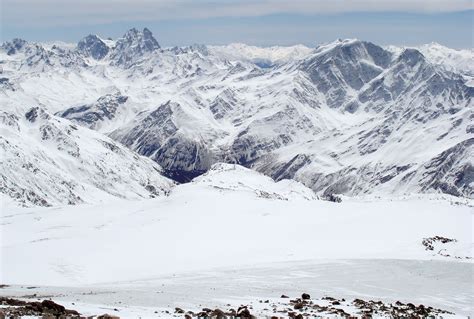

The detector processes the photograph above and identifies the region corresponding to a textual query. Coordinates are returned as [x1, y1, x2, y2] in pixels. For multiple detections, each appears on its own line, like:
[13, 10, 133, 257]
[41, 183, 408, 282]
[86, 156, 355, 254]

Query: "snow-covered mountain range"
[1, 28, 473, 206]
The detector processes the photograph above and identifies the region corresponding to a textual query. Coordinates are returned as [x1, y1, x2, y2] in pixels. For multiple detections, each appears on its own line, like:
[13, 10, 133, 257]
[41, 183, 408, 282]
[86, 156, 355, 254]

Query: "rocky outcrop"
[77, 34, 110, 60]
[57, 93, 128, 129]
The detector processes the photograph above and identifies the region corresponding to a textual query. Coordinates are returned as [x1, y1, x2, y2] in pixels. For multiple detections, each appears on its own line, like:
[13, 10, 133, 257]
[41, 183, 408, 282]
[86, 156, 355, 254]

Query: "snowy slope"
[417, 43, 474, 77]
[191, 163, 317, 200]
[1, 29, 473, 201]
[1, 165, 472, 316]
[2, 165, 472, 284]
[208, 43, 312, 66]
[0, 106, 174, 206]
[387, 42, 474, 77]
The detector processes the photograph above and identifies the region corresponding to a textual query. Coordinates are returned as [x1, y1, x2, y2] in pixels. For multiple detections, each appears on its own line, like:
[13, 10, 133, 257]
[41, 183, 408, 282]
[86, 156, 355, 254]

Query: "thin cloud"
[2, 0, 473, 27]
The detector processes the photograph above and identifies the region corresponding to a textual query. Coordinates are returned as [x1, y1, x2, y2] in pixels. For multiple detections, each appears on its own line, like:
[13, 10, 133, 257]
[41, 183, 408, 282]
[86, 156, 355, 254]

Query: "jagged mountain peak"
[119, 27, 160, 50]
[168, 43, 209, 56]
[1, 38, 28, 55]
[315, 39, 392, 67]
[109, 27, 160, 67]
[396, 48, 426, 66]
[300, 38, 393, 108]
[0, 38, 88, 70]
[76, 34, 109, 60]
[313, 38, 361, 54]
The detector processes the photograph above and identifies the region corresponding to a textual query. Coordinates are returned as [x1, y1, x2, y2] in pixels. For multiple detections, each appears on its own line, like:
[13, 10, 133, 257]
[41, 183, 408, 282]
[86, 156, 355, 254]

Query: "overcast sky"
[1, 0, 473, 48]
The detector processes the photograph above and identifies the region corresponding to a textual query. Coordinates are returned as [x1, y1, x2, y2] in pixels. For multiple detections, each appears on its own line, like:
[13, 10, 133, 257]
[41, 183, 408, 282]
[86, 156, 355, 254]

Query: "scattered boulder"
[0, 297, 80, 317]
[237, 305, 254, 318]
[41, 299, 66, 313]
[210, 308, 226, 318]
[422, 236, 456, 251]
[324, 193, 342, 203]
[293, 302, 304, 310]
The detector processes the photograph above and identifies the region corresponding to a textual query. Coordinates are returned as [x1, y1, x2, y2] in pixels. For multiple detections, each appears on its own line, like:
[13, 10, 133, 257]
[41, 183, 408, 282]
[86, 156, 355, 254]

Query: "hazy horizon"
[1, 0, 472, 49]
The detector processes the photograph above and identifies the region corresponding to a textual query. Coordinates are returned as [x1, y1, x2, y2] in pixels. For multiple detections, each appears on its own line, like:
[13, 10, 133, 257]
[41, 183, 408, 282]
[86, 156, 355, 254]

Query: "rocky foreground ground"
[0, 293, 456, 318]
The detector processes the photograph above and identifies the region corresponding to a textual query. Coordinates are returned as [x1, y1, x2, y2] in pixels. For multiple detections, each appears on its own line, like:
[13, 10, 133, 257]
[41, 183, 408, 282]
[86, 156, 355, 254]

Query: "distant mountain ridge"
[1, 28, 472, 204]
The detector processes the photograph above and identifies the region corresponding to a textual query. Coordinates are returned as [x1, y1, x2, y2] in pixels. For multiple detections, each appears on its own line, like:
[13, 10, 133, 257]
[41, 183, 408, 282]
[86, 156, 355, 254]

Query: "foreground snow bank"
[1, 165, 472, 317]
[1, 180, 471, 286]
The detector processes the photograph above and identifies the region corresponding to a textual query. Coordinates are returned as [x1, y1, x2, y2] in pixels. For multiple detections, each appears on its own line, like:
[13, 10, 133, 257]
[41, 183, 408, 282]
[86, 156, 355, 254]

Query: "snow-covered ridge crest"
[208, 43, 313, 66]
[385, 42, 474, 78]
[192, 163, 318, 200]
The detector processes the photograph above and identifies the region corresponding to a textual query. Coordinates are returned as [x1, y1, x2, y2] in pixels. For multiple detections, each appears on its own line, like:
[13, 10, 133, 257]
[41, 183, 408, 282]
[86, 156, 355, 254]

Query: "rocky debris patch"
[283, 295, 351, 318]
[422, 236, 456, 250]
[352, 298, 453, 318]
[170, 293, 456, 318]
[422, 236, 472, 260]
[323, 194, 342, 203]
[0, 293, 458, 318]
[299, 295, 448, 318]
[0, 297, 80, 317]
[169, 305, 256, 319]
[255, 190, 288, 201]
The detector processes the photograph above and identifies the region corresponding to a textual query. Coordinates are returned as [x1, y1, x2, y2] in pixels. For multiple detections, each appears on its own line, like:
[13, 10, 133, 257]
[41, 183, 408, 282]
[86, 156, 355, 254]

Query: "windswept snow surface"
[1, 165, 473, 317]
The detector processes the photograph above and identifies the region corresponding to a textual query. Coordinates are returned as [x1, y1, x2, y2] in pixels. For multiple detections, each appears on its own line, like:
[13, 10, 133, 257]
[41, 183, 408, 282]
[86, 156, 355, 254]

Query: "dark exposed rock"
[0, 297, 80, 317]
[25, 107, 50, 123]
[420, 138, 473, 198]
[77, 34, 110, 60]
[237, 306, 254, 318]
[293, 302, 304, 310]
[210, 88, 238, 119]
[1, 38, 28, 55]
[110, 28, 160, 67]
[420, 235, 470, 260]
[324, 193, 342, 203]
[41, 299, 66, 313]
[270, 154, 311, 181]
[422, 235, 456, 251]
[0, 77, 16, 91]
[301, 40, 392, 108]
[57, 93, 128, 129]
